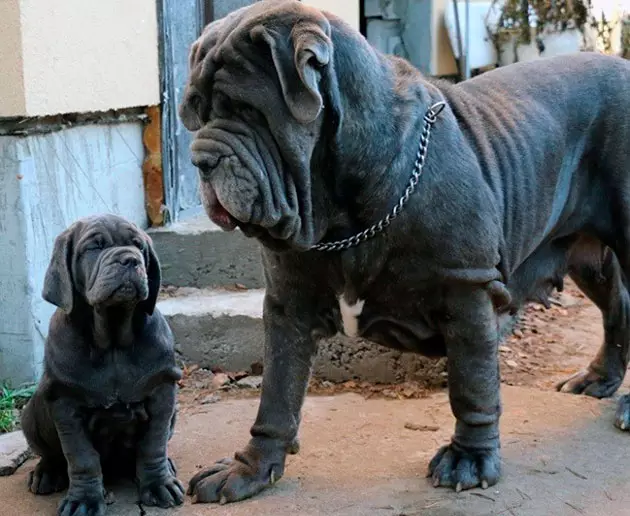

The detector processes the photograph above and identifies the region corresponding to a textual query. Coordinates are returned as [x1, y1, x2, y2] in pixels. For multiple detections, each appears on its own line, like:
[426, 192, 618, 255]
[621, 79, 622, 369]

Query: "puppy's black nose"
[119, 255, 140, 268]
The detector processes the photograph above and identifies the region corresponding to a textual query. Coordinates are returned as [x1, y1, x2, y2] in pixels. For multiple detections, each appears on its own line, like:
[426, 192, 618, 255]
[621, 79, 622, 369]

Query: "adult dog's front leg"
[188, 292, 319, 504]
[136, 383, 184, 508]
[429, 286, 502, 492]
[51, 398, 106, 516]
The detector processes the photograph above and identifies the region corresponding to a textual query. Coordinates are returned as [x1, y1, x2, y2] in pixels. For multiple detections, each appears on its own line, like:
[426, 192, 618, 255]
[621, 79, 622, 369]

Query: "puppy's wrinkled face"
[74, 219, 149, 308]
[43, 214, 161, 315]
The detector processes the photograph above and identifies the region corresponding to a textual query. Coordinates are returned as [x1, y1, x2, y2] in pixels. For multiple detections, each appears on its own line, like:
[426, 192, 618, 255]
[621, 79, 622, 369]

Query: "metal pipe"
[452, 0, 465, 81]
[464, 0, 471, 79]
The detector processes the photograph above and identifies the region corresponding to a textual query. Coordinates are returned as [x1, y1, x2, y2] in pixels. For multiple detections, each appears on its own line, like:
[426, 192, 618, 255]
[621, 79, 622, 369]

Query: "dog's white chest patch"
[338, 295, 365, 337]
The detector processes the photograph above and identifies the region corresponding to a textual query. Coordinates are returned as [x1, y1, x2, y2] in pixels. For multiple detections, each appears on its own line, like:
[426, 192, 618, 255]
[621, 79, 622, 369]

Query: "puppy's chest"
[77, 350, 165, 407]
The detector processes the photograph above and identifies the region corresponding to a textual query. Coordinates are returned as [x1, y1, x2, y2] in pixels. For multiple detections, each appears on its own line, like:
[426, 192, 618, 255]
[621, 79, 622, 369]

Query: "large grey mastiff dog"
[179, 0, 630, 504]
[21, 214, 184, 516]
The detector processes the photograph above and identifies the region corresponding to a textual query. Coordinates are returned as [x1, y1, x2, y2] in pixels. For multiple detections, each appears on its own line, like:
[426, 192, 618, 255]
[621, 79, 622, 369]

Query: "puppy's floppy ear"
[251, 18, 334, 124]
[139, 234, 161, 315]
[42, 226, 75, 313]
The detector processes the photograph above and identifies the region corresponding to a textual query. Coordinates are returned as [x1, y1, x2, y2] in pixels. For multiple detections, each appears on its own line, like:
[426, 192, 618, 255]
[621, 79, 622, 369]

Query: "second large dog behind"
[21, 214, 184, 516]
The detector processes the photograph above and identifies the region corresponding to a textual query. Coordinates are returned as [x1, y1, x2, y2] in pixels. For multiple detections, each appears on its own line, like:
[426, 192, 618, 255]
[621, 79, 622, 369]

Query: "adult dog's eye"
[213, 92, 231, 117]
[233, 100, 259, 122]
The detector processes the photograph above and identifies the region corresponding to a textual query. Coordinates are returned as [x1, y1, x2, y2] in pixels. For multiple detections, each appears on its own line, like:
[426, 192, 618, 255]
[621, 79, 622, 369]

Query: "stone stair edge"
[157, 286, 264, 318]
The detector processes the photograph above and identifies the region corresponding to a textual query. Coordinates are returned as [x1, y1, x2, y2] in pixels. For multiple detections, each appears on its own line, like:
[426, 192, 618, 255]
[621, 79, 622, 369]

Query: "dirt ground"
[3, 279, 630, 516]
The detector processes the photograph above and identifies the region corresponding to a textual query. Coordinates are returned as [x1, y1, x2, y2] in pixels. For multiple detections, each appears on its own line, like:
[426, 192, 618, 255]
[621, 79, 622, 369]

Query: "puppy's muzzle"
[87, 247, 149, 307]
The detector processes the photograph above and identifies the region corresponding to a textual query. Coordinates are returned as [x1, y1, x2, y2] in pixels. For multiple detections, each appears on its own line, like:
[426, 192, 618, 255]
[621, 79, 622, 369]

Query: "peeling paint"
[142, 105, 165, 227]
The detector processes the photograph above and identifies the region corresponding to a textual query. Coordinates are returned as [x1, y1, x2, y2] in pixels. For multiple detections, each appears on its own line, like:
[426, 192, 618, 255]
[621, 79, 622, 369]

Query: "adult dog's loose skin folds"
[179, 0, 630, 505]
[21, 215, 184, 516]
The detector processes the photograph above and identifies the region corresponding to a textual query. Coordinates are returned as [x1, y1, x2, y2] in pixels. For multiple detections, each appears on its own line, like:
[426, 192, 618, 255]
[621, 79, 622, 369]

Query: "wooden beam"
[142, 105, 165, 227]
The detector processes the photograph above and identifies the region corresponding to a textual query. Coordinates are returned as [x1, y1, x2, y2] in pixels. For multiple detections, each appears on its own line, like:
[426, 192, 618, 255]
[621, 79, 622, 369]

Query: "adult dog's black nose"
[118, 254, 140, 268]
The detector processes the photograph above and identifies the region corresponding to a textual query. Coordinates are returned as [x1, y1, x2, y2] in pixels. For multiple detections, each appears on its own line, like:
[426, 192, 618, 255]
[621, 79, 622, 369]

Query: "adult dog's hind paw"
[557, 369, 623, 399]
[614, 394, 630, 431]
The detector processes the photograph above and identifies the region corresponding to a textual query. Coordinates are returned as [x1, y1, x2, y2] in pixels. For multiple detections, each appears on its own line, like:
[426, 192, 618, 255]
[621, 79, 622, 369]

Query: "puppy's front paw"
[428, 443, 501, 492]
[28, 460, 68, 495]
[58, 491, 106, 516]
[139, 475, 185, 508]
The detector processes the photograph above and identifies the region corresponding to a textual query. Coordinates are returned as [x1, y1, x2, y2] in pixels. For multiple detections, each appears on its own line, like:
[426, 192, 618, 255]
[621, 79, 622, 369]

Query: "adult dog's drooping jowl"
[179, 0, 630, 504]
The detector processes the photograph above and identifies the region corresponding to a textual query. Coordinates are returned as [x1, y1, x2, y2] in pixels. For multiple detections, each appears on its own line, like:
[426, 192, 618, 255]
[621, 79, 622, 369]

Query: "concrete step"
[149, 213, 264, 289]
[157, 287, 447, 384]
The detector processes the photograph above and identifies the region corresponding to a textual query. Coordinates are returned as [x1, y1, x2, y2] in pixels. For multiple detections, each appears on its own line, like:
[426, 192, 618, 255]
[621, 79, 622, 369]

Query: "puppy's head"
[179, 0, 343, 250]
[42, 214, 161, 315]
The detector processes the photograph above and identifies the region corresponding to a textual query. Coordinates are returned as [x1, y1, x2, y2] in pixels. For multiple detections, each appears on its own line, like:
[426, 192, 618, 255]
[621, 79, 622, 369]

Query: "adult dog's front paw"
[138, 474, 185, 508]
[188, 443, 286, 504]
[428, 443, 501, 492]
[58, 490, 106, 516]
[557, 369, 622, 398]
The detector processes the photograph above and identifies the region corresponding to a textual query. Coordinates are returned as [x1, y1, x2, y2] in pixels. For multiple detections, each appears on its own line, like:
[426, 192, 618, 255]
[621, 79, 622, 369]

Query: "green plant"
[0, 384, 36, 433]
[491, 0, 591, 45]
[587, 11, 619, 54]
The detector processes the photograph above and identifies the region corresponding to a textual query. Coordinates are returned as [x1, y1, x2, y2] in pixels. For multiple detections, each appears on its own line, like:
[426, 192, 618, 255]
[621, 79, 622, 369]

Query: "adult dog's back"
[438, 52, 630, 276]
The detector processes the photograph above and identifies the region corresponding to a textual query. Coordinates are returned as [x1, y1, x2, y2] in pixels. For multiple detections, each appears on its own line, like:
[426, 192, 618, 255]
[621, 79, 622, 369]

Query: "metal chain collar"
[310, 100, 447, 252]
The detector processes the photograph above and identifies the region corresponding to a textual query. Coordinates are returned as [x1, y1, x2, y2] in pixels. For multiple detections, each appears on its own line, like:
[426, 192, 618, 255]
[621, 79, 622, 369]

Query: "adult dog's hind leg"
[557, 237, 630, 398]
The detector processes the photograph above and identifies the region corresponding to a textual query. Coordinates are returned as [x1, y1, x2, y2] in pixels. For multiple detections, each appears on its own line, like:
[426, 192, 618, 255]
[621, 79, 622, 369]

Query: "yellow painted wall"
[0, 0, 160, 117]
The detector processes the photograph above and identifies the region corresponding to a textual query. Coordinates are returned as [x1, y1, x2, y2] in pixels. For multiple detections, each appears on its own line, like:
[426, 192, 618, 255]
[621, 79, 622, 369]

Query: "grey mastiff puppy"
[179, 0, 630, 504]
[21, 214, 184, 516]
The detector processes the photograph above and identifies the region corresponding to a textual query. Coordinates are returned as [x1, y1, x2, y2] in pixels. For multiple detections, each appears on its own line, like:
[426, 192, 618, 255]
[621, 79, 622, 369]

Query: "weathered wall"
[0, 0, 160, 117]
[0, 121, 147, 385]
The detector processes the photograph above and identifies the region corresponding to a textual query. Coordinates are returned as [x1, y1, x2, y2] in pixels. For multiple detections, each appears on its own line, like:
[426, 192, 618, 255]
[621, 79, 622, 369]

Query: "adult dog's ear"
[42, 226, 75, 313]
[251, 18, 334, 124]
[139, 234, 161, 315]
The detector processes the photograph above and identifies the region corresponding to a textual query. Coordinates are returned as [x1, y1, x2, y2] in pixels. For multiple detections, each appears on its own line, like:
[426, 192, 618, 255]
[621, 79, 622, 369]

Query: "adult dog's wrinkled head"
[42, 214, 161, 315]
[179, 0, 344, 250]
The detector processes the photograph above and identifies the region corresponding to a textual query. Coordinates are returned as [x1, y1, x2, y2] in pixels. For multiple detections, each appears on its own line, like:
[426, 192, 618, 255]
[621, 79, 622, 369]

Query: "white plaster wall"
[0, 0, 160, 117]
[0, 122, 147, 385]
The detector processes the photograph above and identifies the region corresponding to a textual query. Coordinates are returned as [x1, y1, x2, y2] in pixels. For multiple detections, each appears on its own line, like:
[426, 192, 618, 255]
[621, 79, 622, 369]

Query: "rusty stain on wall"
[142, 105, 165, 226]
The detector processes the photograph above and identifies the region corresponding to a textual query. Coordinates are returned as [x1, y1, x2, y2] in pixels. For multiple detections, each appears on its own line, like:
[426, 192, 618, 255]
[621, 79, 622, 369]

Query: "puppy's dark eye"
[132, 238, 144, 250]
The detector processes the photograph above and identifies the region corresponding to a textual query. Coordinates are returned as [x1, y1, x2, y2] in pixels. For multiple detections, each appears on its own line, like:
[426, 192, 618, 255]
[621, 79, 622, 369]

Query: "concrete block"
[158, 288, 265, 373]
[0, 431, 31, 476]
[158, 288, 446, 384]
[149, 214, 264, 289]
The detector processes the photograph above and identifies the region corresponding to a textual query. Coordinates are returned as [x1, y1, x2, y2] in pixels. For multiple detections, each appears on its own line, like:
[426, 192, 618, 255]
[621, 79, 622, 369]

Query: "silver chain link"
[311, 100, 447, 252]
